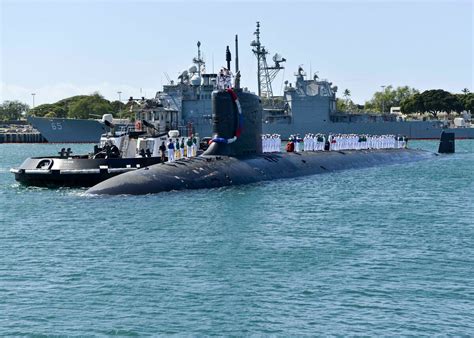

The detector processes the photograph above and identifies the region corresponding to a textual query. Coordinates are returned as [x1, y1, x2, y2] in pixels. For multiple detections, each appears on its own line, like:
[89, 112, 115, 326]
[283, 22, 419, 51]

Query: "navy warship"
[28, 22, 473, 142]
[86, 44, 448, 196]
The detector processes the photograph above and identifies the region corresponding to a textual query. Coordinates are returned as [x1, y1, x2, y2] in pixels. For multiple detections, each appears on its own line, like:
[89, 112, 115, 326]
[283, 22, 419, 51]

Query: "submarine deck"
[86, 148, 435, 195]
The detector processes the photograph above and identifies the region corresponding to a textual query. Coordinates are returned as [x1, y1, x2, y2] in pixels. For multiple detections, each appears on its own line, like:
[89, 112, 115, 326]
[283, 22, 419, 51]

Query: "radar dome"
[190, 74, 201, 86]
[168, 130, 180, 138]
[273, 53, 283, 62]
[101, 114, 113, 123]
[178, 70, 188, 79]
[188, 65, 198, 74]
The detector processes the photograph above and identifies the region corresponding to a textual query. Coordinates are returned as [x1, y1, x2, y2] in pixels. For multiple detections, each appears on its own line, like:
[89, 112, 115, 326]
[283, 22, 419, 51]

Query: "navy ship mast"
[193, 41, 205, 77]
[251, 21, 286, 98]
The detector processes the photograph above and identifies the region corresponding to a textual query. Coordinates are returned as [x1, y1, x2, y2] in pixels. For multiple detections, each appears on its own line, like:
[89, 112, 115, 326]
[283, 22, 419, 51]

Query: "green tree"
[342, 89, 353, 111]
[423, 89, 463, 118]
[0, 100, 30, 120]
[401, 89, 463, 118]
[336, 98, 348, 112]
[29, 103, 55, 117]
[110, 100, 125, 114]
[457, 92, 474, 112]
[365, 85, 419, 113]
[29, 94, 114, 119]
[68, 93, 113, 119]
[401, 93, 424, 115]
[343, 89, 351, 102]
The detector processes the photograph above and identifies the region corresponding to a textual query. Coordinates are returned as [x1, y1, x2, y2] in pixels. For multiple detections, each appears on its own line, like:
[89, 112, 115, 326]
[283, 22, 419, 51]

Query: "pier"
[0, 132, 46, 143]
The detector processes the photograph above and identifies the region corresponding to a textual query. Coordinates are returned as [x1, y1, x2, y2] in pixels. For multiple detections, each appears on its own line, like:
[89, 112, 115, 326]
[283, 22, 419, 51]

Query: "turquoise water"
[1, 141, 473, 335]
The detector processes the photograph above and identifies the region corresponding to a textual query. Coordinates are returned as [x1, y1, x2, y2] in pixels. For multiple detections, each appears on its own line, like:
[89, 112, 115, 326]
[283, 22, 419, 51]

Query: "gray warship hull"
[27, 112, 473, 143]
[27, 116, 108, 143]
[262, 119, 474, 140]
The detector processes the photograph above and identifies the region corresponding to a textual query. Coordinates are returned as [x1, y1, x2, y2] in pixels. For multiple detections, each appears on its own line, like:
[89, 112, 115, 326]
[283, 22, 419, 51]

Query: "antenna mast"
[193, 41, 205, 76]
[251, 22, 286, 98]
[235, 35, 239, 73]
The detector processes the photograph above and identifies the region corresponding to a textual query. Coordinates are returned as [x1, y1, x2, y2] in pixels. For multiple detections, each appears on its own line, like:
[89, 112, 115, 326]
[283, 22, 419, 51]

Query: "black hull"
[86, 148, 436, 195]
[14, 171, 123, 188]
[12, 156, 163, 187]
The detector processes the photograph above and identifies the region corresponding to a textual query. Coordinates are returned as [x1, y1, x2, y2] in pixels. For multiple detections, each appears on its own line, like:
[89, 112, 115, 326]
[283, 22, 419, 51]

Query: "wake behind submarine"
[86, 78, 452, 196]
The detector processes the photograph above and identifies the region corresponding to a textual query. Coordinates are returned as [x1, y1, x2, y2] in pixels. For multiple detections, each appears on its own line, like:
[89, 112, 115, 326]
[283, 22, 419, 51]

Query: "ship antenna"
[193, 41, 204, 77]
[251, 21, 286, 97]
[235, 35, 239, 74]
[251, 22, 262, 96]
[226, 45, 232, 71]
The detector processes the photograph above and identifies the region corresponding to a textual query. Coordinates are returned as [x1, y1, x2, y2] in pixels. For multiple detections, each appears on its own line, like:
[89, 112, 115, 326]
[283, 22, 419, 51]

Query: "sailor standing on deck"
[295, 135, 301, 152]
[186, 137, 193, 157]
[192, 135, 198, 156]
[328, 134, 335, 151]
[218, 68, 226, 90]
[180, 138, 185, 158]
[159, 141, 166, 162]
[306, 133, 312, 151]
[316, 134, 323, 151]
[175, 138, 180, 159]
[167, 138, 175, 162]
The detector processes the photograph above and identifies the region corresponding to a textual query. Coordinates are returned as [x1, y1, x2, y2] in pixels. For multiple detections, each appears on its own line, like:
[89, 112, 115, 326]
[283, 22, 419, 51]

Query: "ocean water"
[0, 141, 473, 335]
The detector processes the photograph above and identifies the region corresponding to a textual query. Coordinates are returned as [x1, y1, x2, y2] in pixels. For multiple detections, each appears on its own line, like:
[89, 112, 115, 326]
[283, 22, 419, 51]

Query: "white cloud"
[0, 82, 157, 107]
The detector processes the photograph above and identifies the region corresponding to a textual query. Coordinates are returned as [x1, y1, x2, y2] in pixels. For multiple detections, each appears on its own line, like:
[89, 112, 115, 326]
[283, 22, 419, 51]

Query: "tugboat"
[10, 119, 192, 187]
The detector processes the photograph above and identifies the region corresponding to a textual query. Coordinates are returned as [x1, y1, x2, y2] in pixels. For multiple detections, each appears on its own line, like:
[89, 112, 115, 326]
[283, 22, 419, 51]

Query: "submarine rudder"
[438, 131, 455, 154]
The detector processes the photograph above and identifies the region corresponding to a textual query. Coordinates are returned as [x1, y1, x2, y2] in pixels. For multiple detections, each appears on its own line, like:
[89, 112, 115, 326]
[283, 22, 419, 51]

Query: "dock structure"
[0, 132, 46, 143]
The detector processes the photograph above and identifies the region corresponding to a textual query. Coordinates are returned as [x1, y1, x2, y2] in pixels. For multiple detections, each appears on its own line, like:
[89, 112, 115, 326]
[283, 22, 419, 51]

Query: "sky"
[0, 0, 472, 107]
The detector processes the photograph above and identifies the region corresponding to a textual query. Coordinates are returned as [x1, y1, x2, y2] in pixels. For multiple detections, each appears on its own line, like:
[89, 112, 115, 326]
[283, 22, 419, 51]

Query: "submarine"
[86, 71, 452, 195]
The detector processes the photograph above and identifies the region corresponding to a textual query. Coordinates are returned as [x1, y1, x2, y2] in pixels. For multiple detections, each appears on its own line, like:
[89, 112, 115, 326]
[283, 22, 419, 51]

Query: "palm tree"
[343, 89, 352, 112]
[462, 88, 470, 95]
[343, 89, 351, 100]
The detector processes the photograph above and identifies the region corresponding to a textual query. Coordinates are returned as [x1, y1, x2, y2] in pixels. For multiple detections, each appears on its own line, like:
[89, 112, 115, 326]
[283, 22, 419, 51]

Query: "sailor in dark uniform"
[167, 139, 175, 162]
[159, 141, 166, 162]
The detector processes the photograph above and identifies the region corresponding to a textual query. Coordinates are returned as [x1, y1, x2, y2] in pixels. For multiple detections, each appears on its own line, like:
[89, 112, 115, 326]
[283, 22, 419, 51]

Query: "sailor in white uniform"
[167, 139, 175, 162]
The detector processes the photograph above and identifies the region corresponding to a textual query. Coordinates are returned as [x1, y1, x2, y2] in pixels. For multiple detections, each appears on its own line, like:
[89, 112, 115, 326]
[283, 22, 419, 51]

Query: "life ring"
[210, 88, 243, 145]
[135, 121, 142, 131]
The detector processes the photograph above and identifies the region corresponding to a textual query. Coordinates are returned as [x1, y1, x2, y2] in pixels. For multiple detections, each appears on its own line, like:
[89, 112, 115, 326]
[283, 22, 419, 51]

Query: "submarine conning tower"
[204, 89, 263, 157]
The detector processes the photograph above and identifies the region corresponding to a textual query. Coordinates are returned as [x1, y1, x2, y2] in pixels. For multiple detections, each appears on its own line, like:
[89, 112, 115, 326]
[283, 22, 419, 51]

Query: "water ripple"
[0, 141, 473, 335]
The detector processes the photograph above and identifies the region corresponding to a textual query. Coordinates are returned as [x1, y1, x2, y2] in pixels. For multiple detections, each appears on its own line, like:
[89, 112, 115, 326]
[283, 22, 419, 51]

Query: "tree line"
[0, 93, 132, 121]
[1, 88, 473, 121]
[337, 86, 473, 118]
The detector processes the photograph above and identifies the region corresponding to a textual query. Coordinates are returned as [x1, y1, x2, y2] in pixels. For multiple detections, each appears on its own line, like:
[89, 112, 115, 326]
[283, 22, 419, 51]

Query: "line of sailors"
[262, 134, 282, 153]
[285, 133, 407, 152]
[165, 137, 198, 162]
[327, 134, 407, 151]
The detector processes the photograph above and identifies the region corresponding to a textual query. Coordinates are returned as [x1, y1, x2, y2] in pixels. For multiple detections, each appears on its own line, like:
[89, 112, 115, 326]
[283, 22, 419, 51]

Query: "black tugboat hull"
[11, 156, 163, 187]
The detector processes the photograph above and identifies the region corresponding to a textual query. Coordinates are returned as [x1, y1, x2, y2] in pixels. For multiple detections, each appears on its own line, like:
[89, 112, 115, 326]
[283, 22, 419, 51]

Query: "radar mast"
[193, 41, 205, 77]
[251, 22, 286, 98]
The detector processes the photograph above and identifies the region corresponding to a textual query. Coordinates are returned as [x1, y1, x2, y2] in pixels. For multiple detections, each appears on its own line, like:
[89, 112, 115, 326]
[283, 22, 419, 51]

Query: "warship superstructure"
[28, 23, 474, 142]
[130, 40, 215, 138]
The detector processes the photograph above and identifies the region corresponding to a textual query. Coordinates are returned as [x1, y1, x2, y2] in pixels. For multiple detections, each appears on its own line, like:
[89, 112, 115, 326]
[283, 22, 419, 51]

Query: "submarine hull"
[86, 148, 434, 195]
